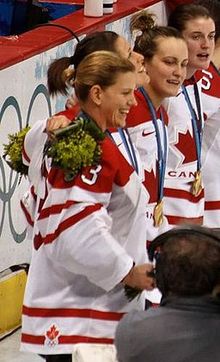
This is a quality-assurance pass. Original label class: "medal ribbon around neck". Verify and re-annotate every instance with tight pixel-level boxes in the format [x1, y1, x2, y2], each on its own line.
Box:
[106, 128, 139, 174]
[139, 86, 168, 227]
[117, 128, 139, 174]
[181, 83, 203, 197]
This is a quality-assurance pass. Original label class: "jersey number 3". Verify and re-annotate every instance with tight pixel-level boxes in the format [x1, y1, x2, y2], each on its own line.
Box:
[81, 165, 102, 185]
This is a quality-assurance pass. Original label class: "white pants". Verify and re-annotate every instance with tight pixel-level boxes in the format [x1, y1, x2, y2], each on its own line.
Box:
[72, 343, 118, 362]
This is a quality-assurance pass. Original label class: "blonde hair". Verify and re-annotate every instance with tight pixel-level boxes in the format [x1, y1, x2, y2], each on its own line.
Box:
[73, 50, 135, 102]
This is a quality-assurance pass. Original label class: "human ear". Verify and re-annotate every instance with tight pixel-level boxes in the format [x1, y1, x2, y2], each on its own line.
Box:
[90, 85, 103, 106]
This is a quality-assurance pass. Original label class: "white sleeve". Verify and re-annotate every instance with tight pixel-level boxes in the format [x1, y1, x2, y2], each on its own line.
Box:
[37, 201, 134, 292]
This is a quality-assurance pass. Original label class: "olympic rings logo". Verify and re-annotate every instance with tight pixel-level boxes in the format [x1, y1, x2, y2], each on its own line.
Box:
[0, 84, 51, 243]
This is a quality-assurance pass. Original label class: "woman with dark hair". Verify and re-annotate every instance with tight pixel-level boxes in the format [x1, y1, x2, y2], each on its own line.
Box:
[162, 4, 215, 228]
[194, 0, 220, 228]
[46, 30, 145, 116]
[47, 30, 145, 97]
[118, 10, 188, 305]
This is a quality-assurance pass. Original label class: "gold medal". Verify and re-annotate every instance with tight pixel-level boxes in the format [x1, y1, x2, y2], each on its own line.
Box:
[191, 170, 202, 197]
[153, 200, 164, 227]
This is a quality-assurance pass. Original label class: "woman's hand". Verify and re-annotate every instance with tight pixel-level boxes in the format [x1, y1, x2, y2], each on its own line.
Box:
[46, 115, 72, 137]
[122, 263, 156, 291]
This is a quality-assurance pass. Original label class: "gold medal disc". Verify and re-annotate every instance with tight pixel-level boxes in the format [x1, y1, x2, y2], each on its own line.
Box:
[153, 200, 164, 227]
[191, 170, 202, 197]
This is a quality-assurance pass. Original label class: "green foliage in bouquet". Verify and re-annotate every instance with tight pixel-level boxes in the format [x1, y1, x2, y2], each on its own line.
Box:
[3, 126, 31, 176]
[45, 116, 105, 181]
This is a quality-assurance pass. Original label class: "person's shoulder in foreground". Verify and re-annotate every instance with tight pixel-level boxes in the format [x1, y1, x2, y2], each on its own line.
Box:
[115, 225, 220, 362]
[115, 295, 220, 362]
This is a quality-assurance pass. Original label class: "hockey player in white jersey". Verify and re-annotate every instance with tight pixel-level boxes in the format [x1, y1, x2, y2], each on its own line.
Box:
[163, 4, 215, 227]
[195, 0, 220, 227]
[20, 52, 155, 362]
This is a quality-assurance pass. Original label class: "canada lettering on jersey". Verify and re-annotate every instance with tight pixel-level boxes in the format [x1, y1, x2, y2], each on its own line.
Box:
[167, 170, 196, 178]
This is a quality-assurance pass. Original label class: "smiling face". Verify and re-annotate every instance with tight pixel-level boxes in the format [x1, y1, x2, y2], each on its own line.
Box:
[99, 71, 137, 129]
[182, 16, 215, 75]
[114, 36, 147, 86]
[144, 36, 188, 108]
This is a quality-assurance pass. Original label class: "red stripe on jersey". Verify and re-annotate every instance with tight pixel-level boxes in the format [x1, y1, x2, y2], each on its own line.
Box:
[59, 335, 113, 344]
[22, 305, 124, 321]
[205, 200, 220, 210]
[21, 334, 45, 344]
[37, 178, 49, 213]
[22, 144, 30, 164]
[166, 215, 203, 225]
[20, 200, 34, 226]
[38, 200, 76, 220]
[34, 203, 102, 249]
[126, 89, 169, 128]
[30, 185, 37, 201]
[21, 333, 114, 345]
[164, 187, 204, 202]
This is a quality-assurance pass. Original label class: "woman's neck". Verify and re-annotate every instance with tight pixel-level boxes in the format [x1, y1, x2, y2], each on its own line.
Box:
[186, 66, 196, 80]
[80, 104, 106, 132]
[142, 84, 162, 111]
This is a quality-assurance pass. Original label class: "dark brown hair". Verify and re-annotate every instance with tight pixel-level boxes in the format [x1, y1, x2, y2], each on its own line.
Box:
[130, 10, 185, 60]
[47, 31, 119, 96]
[168, 3, 213, 32]
[155, 228, 220, 297]
[194, 0, 220, 40]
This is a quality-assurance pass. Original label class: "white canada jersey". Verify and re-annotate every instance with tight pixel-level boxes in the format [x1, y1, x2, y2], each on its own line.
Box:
[163, 78, 205, 226]
[125, 89, 170, 245]
[123, 89, 170, 304]
[197, 63, 220, 227]
[20, 133, 148, 355]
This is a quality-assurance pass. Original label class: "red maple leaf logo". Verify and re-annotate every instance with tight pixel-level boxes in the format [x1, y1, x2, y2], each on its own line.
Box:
[143, 168, 158, 203]
[174, 130, 197, 164]
[46, 325, 59, 341]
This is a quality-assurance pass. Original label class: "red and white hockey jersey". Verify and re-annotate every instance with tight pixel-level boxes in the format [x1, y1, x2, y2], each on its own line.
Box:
[20, 122, 148, 355]
[163, 78, 205, 226]
[21, 106, 81, 236]
[125, 89, 170, 245]
[197, 63, 220, 227]
[21, 118, 48, 238]
[123, 89, 170, 305]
